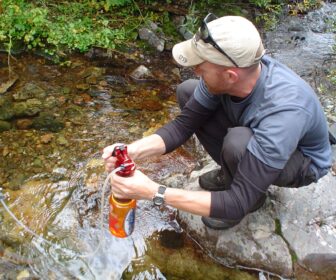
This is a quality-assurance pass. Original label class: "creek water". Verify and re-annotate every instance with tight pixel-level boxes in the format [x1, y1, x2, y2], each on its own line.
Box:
[0, 52, 257, 279]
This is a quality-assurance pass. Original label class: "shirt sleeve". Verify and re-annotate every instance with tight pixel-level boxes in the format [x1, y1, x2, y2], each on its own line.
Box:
[247, 107, 311, 169]
[155, 91, 219, 153]
[210, 150, 281, 219]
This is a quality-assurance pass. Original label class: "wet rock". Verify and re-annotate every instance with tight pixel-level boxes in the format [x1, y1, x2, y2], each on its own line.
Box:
[76, 83, 90, 91]
[40, 133, 54, 144]
[105, 75, 127, 86]
[79, 66, 106, 80]
[159, 229, 184, 249]
[301, 253, 336, 280]
[13, 83, 46, 101]
[173, 15, 194, 40]
[0, 97, 15, 120]
[264, 2, 336, 80]
[0, 74, 18, 94]
[138, 22, 165, 52]
[31, 112, 64, 132]
[130, 65, 155, 81]
[15, 119, 33, 130]
[16, 269, 31, 280]
[0, 120, 11, 132]
[7, 173, 26, 191]
[56, 135, 69, 146]
[51, 167, 67, 181]
[178, 150, 336, 278]
[13, 99, 42, 117]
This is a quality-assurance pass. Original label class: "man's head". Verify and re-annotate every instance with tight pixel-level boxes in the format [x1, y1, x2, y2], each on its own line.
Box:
[172, 14, 265, 68]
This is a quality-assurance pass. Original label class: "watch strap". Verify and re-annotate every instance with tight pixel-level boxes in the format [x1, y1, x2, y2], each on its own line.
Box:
[153, 185, 167, 206]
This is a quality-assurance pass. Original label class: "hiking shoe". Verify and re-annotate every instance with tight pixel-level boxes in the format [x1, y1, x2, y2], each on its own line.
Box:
[199, 168, 229, 191]
[201, 216, 240, 230]
[201, 195, 267, 230]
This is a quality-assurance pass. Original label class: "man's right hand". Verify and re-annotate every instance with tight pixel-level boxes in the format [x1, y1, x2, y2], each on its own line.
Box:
[102, 143, 125, 172]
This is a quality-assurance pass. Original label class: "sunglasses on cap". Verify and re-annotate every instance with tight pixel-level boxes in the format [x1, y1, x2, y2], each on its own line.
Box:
[195, 13, 239, 67]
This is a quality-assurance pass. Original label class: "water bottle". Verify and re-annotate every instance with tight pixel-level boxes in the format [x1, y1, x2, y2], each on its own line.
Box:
[109, 145, 136, 238]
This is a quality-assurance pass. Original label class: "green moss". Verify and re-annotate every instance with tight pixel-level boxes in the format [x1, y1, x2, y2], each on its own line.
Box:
[274, 218, 282, 236]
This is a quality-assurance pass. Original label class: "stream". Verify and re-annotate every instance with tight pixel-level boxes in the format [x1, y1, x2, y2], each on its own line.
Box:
[0, 51, 257, 279]
[0, 2, 335, 279]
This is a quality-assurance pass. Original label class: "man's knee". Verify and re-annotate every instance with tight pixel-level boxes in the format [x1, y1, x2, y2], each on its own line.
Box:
[222, 127, 253, 164]
[176, 79, 199, 109]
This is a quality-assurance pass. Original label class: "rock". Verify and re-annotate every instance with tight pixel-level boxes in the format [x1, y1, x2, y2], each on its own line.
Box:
[0, 120, 11, 132]
[12, 99, 42, 117]
[15, 119, 33, 130]
[130, 65, 155, 81]
[13, 82, 46, 101]
[0, 96, 15, 120]
[0, 74, 18, 94]
[31, 112, 64, 132]
[177, 156, 336, 278]
[16, 269, 30, 280]
[301, 253, 336, 280]
[40, 133, 54, 144]
[138, 26, 165, 52]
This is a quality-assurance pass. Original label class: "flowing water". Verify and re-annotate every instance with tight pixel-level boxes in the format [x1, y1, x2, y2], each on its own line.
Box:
[0, 52, 257, 279]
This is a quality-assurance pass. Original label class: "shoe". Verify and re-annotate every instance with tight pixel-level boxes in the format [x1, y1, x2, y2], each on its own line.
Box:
[199, 168, 229, 191]
[201, 216, 240, 230]
[202, 195, 267, 230]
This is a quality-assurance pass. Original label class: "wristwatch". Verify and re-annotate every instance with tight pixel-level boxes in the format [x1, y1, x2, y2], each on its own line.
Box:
[153, 185, 167, 207]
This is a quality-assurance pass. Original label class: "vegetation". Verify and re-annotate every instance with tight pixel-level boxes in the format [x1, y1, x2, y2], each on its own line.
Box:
[0, 0, 325, 60]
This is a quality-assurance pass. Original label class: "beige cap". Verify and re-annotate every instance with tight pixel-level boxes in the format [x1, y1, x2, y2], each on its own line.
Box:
[172, 16, 265, 68]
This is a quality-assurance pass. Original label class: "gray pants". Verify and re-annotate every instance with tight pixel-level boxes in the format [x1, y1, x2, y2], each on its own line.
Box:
[177, 79, 316, 188]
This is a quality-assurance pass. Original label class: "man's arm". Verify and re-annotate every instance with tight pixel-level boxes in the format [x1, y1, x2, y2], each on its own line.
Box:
[110, 169, 211, 217]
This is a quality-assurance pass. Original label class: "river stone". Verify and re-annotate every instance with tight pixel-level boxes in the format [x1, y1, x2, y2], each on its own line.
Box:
[269, 170, 336, 276]
[177, 160, 293, 277]
[12, 98, 42, 117]
[13, 82, 46, 101]
[31, 112, 64, 132]
[0, 120, 11, 132]
[177, 151, 336, 278]
[138, 27, 165, 52]
[0, 97, 15, 120]
[264, 2, 336, 80]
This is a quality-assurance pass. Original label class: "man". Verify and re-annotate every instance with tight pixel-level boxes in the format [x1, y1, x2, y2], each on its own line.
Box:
[102, 14, 332, 229]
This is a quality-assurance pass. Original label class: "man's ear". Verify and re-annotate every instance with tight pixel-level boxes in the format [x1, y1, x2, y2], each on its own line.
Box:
[225, 69, 239, 83]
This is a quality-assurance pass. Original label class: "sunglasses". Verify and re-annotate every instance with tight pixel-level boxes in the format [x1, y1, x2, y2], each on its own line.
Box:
[195, 13, 239, 67]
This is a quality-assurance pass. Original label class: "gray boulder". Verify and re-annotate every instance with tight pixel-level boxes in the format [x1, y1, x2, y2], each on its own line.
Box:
[175, 159, 336, 278]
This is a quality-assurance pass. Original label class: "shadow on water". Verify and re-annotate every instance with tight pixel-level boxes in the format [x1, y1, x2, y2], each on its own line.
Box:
[0, 52, 258, 279]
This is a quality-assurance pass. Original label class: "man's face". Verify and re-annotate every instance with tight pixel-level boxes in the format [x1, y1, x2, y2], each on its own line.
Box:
[193, 62, 231, 95]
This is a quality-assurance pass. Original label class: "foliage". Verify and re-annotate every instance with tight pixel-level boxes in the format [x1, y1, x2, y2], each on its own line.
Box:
[287, 0, 322, 16]
[0, 0, 140, 58]
[0, 0, 329, 60]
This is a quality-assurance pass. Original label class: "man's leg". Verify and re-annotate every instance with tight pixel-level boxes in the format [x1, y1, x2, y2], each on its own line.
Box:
[176, 79, 233, 165]
[202, 127, 315, 229]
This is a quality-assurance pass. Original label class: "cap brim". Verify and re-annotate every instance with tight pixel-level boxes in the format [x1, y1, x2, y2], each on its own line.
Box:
[172, 39, 204, 67]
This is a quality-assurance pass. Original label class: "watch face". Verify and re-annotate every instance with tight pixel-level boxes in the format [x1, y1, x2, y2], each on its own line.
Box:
[153, 196, 164, 206]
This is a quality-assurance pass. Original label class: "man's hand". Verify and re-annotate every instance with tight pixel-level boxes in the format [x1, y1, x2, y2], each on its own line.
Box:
[102, 143, 129, 172]
[110, 169, 158, 200]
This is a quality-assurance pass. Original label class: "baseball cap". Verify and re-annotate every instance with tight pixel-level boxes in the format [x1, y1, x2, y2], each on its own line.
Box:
[172, 15, 265, 68]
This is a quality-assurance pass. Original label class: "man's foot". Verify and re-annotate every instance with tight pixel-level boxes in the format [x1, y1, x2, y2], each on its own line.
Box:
[199, 168, 229, 191]
[201, 216, 240, 230]
[201, 195, 267, 230]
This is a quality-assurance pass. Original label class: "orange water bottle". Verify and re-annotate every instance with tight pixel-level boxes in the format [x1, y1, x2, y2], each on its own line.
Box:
[109, 145, 136, 238]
